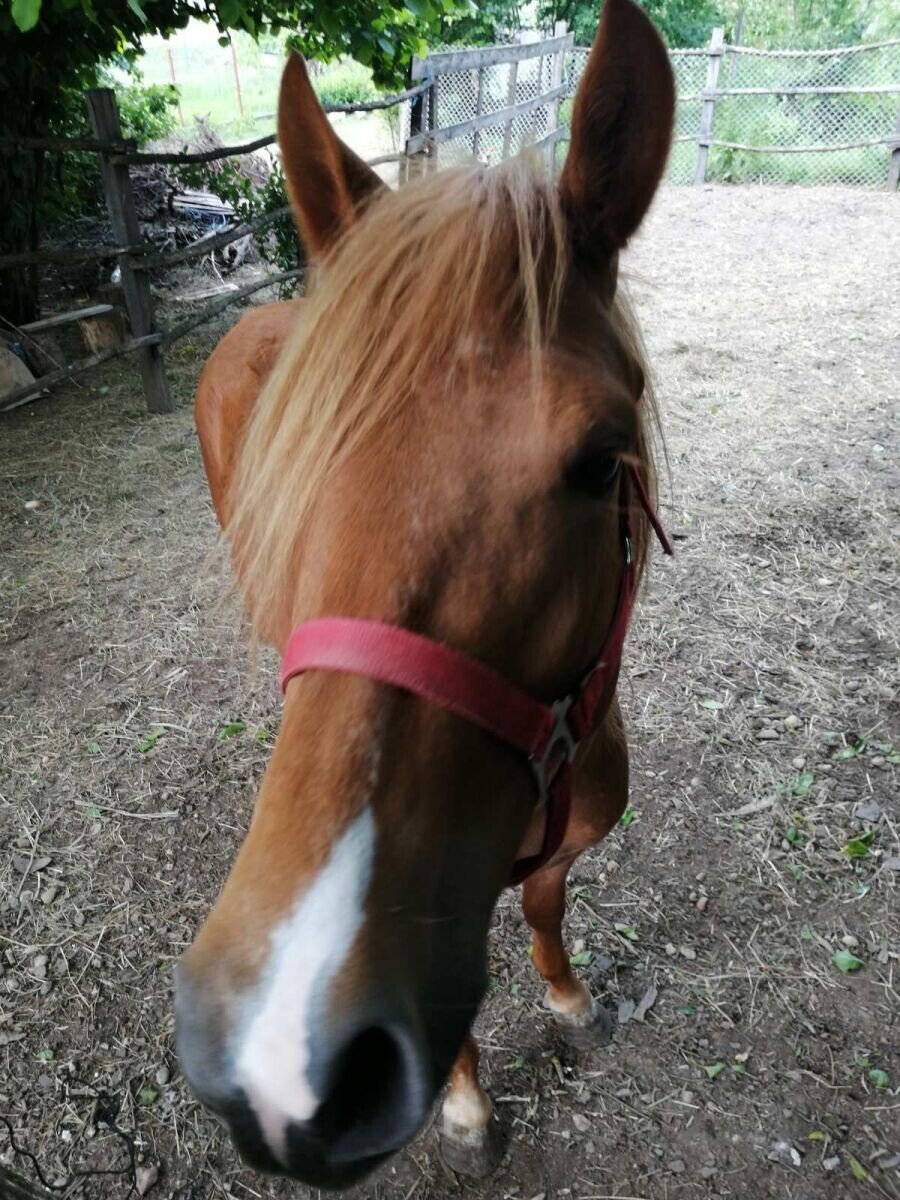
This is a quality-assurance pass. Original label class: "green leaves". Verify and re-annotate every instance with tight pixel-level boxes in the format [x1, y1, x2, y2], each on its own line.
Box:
[792, 770, 814, 796]
[614, 923, 638, 942]
[705, 1061, 725, 1079]
[11, 0, 42, 31]
[698, 698, 723, 710]
[138, 727, 165, 753]
[569, 950, 592, 966]
[843, 831, 875, 859]
[832, 948, 863, 974]
[848, 1156, 868, 1182]
[618, 807, 636, 828]
[833, 737, 866, 761]
[125, 0, 146, 21]
[218, 719, 246, 740]
[868, 1068, 889, 1089]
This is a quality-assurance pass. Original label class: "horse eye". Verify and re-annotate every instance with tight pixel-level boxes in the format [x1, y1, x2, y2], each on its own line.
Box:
[564, 448, 622, 497]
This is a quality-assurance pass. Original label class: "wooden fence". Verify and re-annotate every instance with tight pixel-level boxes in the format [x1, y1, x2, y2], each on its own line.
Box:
[0, 83, 426, 416]
[2, 28, 897, 418]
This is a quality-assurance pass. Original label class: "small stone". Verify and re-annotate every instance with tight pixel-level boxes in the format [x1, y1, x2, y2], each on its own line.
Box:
[783, 715, 802, 730]
[823, 1156, 840, 1172]
[841, 934, 859, 948]
[40, 981, 53, 996]
[696, 896, 708, 913]
[73, 912, 85, 928]
[871, 756, 886, 768]
[700, 1166, 718, 1178]
[571, 1113, 591, 1133]
[135, 1164, 159, 1195]
[40, 885, 59, 904]
[12, 854, 52, 874]
[768, 1141, 801, 1167]
[24, 499, 40, 511]
[792, 756, 806, 769]
[665, 943, 677, 957]
[32, 954, 48, 980]
[884, 857, 900, 872]
[681, 1090, 695, 1104]
[756, 728, 780, 741]
[679, 945, 697, 961]
[155, 1065, 170, 1086]
[854, 800, 882, 822]
[669, 1159, 686, 1174]
[571, 938, 585, 956]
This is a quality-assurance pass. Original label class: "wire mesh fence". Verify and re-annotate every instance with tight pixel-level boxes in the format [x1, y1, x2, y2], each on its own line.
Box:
[570, 39, 900, 187]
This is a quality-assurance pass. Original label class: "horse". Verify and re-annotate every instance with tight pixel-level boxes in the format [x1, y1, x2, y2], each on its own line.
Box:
[181, 0, 675, 1186]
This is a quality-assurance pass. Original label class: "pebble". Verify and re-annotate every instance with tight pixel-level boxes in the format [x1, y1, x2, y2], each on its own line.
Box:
[696, 896, 708, 913]
[841, 935, 859, 948]
[823, 1156, 840, 1172]
[155, 1065, 171, 1086]
[768, 1141, 802, 1167]
[681, 1090, 695, 1104]
[871, 756, 886, 768]
[669, 1159, 686, 1174]
[679, 945, 697, 960]
[792, 756, 806, 769]
[32, 954, 48, 980]
[665, 943, 677, 957]
[571, 1113, 591, 1133]
[135, 1164, 159, 1196]
[40, 885, 59, 905]
[783, 715, 802, 730]
[756, 728, 780, 741]
[700, 1166, 718, 1178]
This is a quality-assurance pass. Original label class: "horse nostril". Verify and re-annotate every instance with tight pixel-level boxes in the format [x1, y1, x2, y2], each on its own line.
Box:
[310, 1025, 428, 1164]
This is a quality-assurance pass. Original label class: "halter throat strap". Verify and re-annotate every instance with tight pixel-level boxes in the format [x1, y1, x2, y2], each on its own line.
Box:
[280, 465, 671, 884]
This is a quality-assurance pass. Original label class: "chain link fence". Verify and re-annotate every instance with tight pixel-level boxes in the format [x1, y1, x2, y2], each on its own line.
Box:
[570, 38, 900, 187]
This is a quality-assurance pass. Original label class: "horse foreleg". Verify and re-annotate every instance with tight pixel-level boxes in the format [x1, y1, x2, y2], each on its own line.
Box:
[523, 857, 613, 1048]
[439, 1035, 502, 1177]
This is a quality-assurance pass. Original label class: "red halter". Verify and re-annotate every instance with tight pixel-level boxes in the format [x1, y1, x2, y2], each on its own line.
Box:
[280, 465, 673, 884]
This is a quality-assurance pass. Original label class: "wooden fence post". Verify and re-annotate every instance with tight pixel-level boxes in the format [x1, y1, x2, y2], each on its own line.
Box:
[471, 67, 485, 160]
[888, 110, 900, 190]
[86, 89, 173, 414]
[544, 20, 568, 171]
[501, 54, 520, 160]
[694, 25, 725, 185]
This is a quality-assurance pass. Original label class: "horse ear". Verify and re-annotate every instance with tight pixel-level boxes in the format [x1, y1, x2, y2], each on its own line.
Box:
[559, 0, 674, 267]
[277, 53, 386, 259]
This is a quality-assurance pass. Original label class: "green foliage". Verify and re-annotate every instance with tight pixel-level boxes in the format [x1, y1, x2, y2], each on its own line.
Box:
[177, 157, 302, 288]
[314, 60, 378, 108]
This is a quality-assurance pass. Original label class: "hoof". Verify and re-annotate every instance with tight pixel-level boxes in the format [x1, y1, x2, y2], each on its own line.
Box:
[548, 995, 614, 1050]
[440, 1117, 504, 1178]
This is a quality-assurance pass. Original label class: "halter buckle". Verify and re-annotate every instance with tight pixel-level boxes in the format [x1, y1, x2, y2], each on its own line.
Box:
[529, 696, 578, 803]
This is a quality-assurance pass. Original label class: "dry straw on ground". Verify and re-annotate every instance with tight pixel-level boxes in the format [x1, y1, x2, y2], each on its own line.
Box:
[1, 185, 898, 1200]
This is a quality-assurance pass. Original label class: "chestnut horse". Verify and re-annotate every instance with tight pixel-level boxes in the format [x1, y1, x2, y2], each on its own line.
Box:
[180, 0, 674, 1187]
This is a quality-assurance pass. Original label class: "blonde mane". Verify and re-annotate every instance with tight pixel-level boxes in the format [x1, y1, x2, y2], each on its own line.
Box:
[227, 156, 659, 632]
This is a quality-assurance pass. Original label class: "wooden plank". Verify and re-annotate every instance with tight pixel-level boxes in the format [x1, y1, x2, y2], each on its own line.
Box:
[0, 241, 141, 270]
[472, 68, 485, 159]
[163, 269, 304, 345]
[693, 26, 725, 185]
[0, 333, 162, 413]
[87, 88, 173, 414]
[701, 83, 900, 97]
[889, 111, 900, 190]
[0, 133, 133, 155]
[20, 304, 114, 334]
[411, 33, 573, 78]
[544, 20, 568, 170]
[407, 84, 568, 155]
[502, 59, 519, 160]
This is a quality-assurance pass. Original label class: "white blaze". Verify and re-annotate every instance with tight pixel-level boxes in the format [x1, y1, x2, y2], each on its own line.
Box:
[234, 807, 375, 1162]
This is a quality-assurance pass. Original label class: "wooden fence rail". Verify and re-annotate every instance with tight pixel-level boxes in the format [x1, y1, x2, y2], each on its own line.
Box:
[0, 79, 428, 416]
[2, 31, 896, 417]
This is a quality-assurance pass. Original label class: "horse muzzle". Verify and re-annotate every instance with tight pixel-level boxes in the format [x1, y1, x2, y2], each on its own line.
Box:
[176, 969, 439, 1187]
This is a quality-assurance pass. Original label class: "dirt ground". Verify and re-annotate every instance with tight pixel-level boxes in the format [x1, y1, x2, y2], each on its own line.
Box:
[1, 185, 898, 1200]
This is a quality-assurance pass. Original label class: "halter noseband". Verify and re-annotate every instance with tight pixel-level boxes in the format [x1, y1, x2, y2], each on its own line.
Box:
[280, 465, 672, 885]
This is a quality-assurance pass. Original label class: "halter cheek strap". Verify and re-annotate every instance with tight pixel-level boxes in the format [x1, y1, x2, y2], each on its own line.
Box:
[280, 465, 672, 884]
